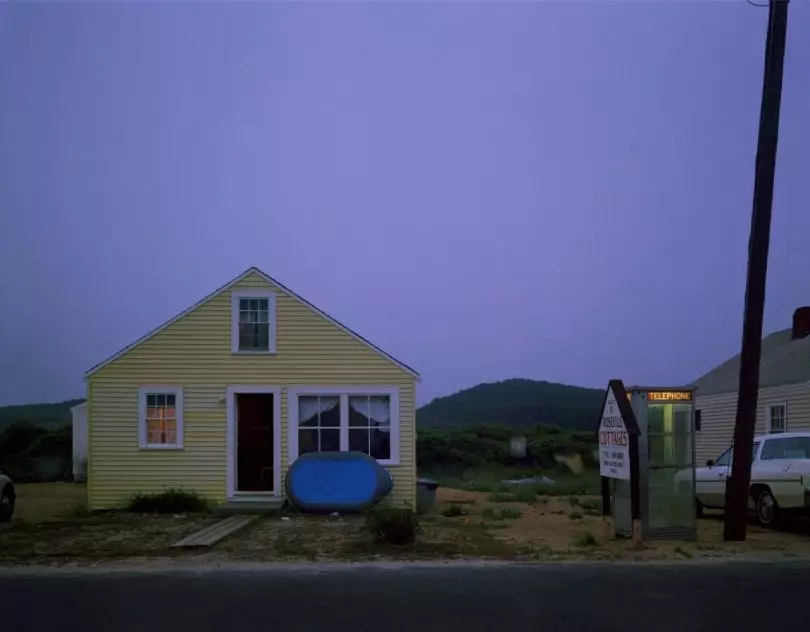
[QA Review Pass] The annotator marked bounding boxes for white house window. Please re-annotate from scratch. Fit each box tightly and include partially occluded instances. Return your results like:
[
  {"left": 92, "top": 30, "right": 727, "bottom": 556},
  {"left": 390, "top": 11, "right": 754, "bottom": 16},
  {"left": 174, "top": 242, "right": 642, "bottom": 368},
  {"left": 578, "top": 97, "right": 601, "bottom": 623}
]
[
  {"left": 231, "top": 291, "right": 276, "bottom": 353},
  {"left": 349, "top": 395, "right": 392, "bottom": 460},
  {"left": 138, "top": 386, "right": 184, "bottom": 449},
  {"left": 767, "top": 404, "right": 787, "bottom": 433},
  {"left": 289, "top": 387, "right": 399, "bottom": 465},
  {"left": 298, "top": 395, "right": 341, "bottom": 454}
]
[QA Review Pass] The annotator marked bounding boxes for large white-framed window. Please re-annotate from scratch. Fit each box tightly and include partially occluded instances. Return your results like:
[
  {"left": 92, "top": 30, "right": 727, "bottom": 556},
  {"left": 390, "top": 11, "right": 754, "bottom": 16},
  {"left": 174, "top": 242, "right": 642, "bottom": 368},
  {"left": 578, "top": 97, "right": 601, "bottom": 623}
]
[
  {"left": 138, "top": 386, "right": 184, "bottom": 449},
  {"left": 288, "top": 386, "right": 400, "bottom": 466},
  {"left": 231, "top": 290, "right": 277, "bottom": 354},
  {"left": 767, "top": 403, "right": 787, "bottom": 434}
]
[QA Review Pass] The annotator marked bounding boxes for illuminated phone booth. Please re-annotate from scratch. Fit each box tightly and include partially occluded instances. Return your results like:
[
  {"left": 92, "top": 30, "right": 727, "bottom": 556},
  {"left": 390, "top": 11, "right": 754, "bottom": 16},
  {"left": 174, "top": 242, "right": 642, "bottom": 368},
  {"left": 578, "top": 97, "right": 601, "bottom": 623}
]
[{"left": 627, "top": 386, "right": 697, "bottom": 541}]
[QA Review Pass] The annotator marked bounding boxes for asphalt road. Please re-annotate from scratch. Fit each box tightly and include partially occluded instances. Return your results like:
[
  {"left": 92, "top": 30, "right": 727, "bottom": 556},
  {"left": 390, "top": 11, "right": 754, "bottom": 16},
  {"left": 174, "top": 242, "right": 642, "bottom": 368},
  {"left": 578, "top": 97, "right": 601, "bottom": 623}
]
[{"left": 1, "top": 561, "right": 805, "bottom": 632}]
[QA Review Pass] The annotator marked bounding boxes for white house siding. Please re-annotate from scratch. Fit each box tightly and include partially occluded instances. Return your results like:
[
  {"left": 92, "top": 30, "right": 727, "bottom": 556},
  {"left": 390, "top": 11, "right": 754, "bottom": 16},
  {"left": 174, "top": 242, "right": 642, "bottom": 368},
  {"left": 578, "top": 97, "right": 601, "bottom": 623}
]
[{"left": 695, "top": 381, "right": 810, "bottom": 465}]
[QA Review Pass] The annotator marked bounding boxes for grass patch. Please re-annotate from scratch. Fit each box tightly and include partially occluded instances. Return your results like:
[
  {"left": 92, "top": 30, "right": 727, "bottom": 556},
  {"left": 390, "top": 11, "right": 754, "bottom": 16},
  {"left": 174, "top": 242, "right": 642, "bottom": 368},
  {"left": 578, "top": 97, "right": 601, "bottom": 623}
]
[
  {"left": 365, "top": 505, "right": 419, "bottom": 545},
  {"left": 69, "top": 501, "right": 92, "bottom": 518},
  {"left": 126, "top": 488, "right": 208, "bottom": 514},
  {"left": 482, "top": 507, "right": 522, "bottom": 521},
  {"left": 571, "top": 530, "right": 598, "bottom": 547},
  {"left": 578, "top": 498, "right": 602, "bottom": 516},
  {"left": 441, "top": 504, "right": 464, "bottom": 517},
  {"left": 489, "top": 486, "right": 538, "bottom": 504},
  {"left": 568, "top": 510, "right": 583, "bottom": 521}
]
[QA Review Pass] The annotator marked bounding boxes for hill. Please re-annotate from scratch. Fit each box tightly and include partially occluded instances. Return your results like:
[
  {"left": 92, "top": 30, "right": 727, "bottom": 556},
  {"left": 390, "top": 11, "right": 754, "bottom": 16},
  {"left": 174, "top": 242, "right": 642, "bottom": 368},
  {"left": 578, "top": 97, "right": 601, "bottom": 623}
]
[
  {"left": 0, "top": 399, "right": 84, "bottom": 432},
  {"left": 416, "top": 379, "right": 604, "bottom": 431}
]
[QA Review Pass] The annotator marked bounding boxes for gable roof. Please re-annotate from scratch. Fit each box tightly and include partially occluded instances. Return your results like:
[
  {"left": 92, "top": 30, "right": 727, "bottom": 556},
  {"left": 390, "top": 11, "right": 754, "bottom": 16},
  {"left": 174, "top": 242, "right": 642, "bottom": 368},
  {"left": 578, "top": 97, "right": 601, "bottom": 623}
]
[
  {"left": 85, "top": 267, "right": 420, "bottom": 379},
  {"left": 691, "top": 328, "right": 810, "bottom": 396}
]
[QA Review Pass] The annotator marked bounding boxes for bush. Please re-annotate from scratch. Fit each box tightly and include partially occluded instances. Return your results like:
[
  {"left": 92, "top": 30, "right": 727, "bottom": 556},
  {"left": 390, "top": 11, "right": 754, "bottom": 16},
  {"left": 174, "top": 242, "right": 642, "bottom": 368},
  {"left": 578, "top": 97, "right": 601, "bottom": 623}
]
[
  {"left": 127, "top": 488, "right": 208, "bottom": 514},
  {"left": 365, "top": 505, "right": 419, "bottom": 545},
  {"left": 482, "top": 507, "right": 522, "bottom": 520},
  {"left": 568, "top": 510, "right": 583, "bottom": 520},
  {"left": 572, "top": 530, "right": 598, "bottom": 547},
  {"left": 441, "top": 504, "right": 464, "bottom": 517},
  {"left": 579, "top": 498, "right": 602, "bottom": 516}
]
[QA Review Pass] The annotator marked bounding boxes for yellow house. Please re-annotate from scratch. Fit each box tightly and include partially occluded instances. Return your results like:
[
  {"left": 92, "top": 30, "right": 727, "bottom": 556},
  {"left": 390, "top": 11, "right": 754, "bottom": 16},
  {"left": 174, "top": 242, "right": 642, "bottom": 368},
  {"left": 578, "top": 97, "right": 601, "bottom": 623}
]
[{"left": 84, "top": 267, "right": 420, "bottom": 510}]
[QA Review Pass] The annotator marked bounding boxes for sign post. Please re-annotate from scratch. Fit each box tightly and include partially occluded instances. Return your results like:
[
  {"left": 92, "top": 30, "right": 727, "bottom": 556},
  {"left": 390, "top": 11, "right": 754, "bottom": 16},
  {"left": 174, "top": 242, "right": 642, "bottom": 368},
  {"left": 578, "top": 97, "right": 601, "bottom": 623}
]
[{"left": 597, "top": 379, "right": 640, "bottom": 537}]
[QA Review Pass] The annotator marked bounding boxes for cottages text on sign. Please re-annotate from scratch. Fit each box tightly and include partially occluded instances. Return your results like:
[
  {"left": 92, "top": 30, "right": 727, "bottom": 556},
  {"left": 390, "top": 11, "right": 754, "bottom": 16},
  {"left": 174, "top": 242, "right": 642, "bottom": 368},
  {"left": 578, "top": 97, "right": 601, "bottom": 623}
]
[{"left": 598, "top": 389, "right": 630, "bottom": 480}]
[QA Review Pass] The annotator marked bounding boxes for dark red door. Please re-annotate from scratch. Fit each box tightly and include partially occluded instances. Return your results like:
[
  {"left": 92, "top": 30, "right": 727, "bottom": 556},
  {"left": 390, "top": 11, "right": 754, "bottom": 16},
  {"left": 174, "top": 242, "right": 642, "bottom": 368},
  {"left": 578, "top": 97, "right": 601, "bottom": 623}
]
[{"left": 236, "top": 394, "right": 274, "bottom": 492}]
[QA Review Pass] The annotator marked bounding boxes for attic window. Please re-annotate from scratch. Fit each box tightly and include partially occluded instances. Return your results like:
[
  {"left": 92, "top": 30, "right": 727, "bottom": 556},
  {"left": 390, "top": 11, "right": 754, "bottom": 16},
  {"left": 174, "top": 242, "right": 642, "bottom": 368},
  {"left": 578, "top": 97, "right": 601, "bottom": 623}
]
[{"left": 231, "top": 291, "right": 277, "bottom": 354}]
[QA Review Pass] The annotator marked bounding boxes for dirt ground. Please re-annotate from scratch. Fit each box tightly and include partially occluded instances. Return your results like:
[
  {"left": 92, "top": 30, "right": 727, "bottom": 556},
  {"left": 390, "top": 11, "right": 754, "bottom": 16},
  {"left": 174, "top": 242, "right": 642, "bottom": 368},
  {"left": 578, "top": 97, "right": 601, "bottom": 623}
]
[
  {"left": 0, "top": 484, "right": 216, "bottom": 565},
  {"left": 3, "top": 483, "right": 810, "bottom": 566},
  {"left": 432, "top": 487, "right": 810, "bottom": 561}
]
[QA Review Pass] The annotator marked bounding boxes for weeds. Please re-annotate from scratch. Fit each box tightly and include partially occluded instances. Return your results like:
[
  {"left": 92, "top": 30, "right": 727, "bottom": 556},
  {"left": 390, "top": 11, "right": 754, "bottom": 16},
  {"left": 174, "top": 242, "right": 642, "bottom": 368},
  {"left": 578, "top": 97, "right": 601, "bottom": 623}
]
[
  {"left": 568, "top": 510, "right": 584, "bottom": 521},
  {"left": 70, "top": 501, "right": 92, "bottom": 518},
  {"left": 489, "top": 486, "right": 537, "bottom": 504},
  {"left": 482, "top": 507, "right": 522, "bottom": 521},
  {"left": 571, "top": 530, "right": 598, "bottom": 547},
  {"left": 127, "top": 488, "right": 208, "bottom": 514},
  {"left": 441, "top": 504, "right": 464, "bottom": 517},
  {"left": 567, "top": 497, "right": 580, "bottom": 507},
  {"left": 578, "top": 498, "right": 602, "bottom": 516},
  {"left": 365, "top": 505, "right": 419, "bottom": 545},
  {"left": 673, "top": 545, "right": 693, "bottom": 559}
]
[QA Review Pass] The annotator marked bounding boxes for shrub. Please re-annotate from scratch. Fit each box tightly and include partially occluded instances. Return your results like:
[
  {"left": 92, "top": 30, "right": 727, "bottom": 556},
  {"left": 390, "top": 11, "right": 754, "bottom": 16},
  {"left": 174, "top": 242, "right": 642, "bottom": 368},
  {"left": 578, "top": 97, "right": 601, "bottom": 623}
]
[
  {"left": 482, "top": 507, "right": 522, "bottom": 520},
  {"left": 127, "top": 488, "right": 208, "bottom": 514},
  {"left": 579, "top": 498, "right": 602, "bottom": 516},
  {"left": 571, "top": 530, "right": 598, "bottom": 547},
  {"left": 568, "top": 510, "right": 583, "bottom": 520},
  {"left": 365, "top": 505, "right": 419, "bottom": 545},
  {"left": 567, "top": 497, "right": 580, "bottom": 507},
  {"left": 441, "top": 504, "right": 464, "bottom": 517}
]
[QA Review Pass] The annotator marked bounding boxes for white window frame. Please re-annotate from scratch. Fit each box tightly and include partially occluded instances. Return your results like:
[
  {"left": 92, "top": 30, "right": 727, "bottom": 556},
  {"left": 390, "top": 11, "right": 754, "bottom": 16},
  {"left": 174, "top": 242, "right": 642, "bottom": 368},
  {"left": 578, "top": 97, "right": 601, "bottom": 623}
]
[
  {"left": 230, "top": 290, "right": 277, "bottom": 354},
  {"left": 767, "top": 402, "right": 787, "bottom": 434},
  {"left": 138, "top": 386, "right": 184, "bottom": 450},
  {"left": 287, "top": 386, "right": 400, "bottom": 466}
]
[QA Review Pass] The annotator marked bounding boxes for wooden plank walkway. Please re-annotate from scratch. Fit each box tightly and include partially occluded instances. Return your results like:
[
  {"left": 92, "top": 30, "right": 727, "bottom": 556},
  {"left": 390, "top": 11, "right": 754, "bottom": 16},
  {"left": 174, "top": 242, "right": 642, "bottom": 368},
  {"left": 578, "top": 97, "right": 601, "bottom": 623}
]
[{"left": 171, "top": 515, "right": 259, "bottom": 549}]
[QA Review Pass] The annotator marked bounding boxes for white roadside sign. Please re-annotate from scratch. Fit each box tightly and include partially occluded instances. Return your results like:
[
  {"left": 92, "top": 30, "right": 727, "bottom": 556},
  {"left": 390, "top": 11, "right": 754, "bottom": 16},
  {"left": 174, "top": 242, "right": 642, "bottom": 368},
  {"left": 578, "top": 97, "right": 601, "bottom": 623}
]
[{"left": 598, "top": 388, "right": 630, "bottom": 480}]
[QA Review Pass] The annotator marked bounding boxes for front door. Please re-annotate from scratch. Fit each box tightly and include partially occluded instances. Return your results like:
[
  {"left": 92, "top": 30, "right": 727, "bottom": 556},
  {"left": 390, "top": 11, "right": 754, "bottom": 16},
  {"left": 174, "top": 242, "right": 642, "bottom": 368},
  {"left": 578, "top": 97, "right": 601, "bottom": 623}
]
[{"left": 236, "top": 393, "right": 275, "bottom": 493}]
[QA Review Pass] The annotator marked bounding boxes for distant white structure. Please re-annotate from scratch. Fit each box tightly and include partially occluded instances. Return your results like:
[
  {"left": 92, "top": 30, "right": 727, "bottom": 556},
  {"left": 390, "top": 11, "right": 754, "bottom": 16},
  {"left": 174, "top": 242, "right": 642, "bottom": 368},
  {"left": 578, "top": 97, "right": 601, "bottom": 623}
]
[
  {"left": 71, "top": 402, "right": 88, "bottom": 482},
  {"left": 509, "top": 436, "right": 528, "bottom": 459}
]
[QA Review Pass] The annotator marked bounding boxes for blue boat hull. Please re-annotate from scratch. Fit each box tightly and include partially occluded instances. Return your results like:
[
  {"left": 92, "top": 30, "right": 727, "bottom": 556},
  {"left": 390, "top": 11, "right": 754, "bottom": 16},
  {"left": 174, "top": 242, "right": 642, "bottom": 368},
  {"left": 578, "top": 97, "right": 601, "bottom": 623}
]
[{"left": 285, "top": 451, "right": 394, "bottom": 513}]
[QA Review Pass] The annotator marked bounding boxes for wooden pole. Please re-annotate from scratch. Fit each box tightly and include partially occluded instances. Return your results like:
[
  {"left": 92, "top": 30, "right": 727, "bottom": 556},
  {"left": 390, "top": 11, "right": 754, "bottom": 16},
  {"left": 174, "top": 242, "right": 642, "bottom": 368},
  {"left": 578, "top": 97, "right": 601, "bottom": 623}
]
[{"left": 723, "top": 0, "right": 790, "bottom": 541}]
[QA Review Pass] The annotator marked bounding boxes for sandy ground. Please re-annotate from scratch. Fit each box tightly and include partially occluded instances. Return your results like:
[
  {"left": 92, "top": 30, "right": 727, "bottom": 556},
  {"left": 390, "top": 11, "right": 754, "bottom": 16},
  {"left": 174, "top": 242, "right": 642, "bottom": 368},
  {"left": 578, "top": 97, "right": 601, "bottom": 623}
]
[{"left": 3, "top": 483, "right": 810, "bottom": 566}]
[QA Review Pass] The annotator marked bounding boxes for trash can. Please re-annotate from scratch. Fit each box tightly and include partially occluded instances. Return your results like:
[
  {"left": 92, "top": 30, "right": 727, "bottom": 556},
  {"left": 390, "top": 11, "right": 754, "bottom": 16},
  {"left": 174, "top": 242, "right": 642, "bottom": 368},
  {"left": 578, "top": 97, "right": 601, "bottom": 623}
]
[{"left": 416, "top": 478, "right": 439, "bottom": 515}]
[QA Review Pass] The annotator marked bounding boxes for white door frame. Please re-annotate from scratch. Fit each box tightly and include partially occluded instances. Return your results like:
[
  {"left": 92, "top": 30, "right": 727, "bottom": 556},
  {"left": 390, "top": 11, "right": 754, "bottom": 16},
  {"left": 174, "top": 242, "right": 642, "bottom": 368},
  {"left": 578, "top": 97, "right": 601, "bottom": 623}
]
[{"left": 226, "top": 385, "right": 282, "bottom": 499}]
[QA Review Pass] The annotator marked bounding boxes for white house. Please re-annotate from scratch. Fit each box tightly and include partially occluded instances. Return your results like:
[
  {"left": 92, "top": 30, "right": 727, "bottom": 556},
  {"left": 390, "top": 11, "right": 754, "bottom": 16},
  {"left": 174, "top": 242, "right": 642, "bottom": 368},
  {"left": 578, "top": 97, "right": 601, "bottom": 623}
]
[{"left": 692, "top": 307, "right": 810, "bottom": 465}]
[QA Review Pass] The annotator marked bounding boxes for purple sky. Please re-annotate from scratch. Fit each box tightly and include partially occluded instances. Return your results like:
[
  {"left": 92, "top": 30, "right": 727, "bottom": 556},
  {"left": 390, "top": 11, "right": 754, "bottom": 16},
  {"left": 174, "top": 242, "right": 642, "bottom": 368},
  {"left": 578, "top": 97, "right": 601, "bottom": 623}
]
[{"left": 1, "top": 2, "right": 809, "bottom": 407}]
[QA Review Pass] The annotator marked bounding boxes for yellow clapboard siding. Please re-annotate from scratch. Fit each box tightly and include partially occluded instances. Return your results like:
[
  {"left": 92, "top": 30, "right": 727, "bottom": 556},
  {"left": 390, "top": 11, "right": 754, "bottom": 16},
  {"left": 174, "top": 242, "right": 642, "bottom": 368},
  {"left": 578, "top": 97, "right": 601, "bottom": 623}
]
[
  {"left": 695, "top": 381, "right": 810, "bottom": 465},
  {"left": 88, "top": 271, "right": 416, "bottom": 510}
]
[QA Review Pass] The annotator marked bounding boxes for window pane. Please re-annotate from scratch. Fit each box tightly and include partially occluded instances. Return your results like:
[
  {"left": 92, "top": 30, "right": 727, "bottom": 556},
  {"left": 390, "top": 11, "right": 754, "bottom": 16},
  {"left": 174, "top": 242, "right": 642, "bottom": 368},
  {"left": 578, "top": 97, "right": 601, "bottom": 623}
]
[
  {"left": 256, "top": 299, "right": 268, "bottom": 311},
  {"left": 320, "top": 429, "right": 340, "bottom": 452},
  {"left": 761, "top": 437, "right": 810, "bottom": 460},
  {"left": 156, "top": 393, "right": 166, "bottom": 407},
  {"left": 369, "top": 396, "right": 390, "bottom": 426},
  {"left": 256, "top": 324, "right": 269, "bottom": 349},
  {"left": 166, "top": 394, "right": 175, "bottom": 407},
  {"left": 349, "top": 428, "right": 370, "bottom": 454},
  {"left": 349, "top": 396, "right": 370, "bottom": 427},
  {"left": 299, "top": 429, "right": 318, "bottom": 454},
  {"left": 298, "top": 397, "right": 320, "bottom": 427},
  {"left": 370, "top": 428, "right": 391, "bottom": 460},
  {"left": 146, "top": 394, "right": 156, "bottom": 407},
  {"left": 240, "top": 299, "right": 250, "bottom": 311},
  {"left": 714, "top": 449, "right": 731, "bottom": 467},
  {"left": 319, "top": 397, "right": 340, "bottom": 427}
]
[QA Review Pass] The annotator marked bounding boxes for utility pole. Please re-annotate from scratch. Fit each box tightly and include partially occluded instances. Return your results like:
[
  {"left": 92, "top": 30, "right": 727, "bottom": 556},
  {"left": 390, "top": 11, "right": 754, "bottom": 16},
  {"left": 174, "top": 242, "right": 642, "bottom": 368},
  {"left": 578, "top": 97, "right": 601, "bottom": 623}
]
[{"left": 723, "top": 0, "right": 790, "bottom": 542}]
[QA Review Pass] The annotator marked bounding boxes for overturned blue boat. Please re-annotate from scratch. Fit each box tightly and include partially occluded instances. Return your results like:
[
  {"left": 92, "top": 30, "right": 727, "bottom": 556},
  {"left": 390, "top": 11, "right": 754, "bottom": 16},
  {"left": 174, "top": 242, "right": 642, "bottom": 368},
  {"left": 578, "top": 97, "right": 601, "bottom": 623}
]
[{"left": 285, "top": 451, "right": 394, "bottom": 514}]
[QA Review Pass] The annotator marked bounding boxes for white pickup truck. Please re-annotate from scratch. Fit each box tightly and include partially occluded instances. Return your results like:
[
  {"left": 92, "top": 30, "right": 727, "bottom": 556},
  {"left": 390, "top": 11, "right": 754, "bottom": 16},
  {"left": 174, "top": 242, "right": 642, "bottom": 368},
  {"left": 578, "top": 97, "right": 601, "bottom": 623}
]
[{"left": 693, "top": 432, "right": 810, "bottom": 527}]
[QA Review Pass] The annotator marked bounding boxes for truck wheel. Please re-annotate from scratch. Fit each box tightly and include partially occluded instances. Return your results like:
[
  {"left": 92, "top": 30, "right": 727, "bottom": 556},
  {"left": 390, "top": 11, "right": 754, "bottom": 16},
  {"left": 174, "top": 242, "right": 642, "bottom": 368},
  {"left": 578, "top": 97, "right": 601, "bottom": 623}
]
[
  {"left": 0, "top": 487, "right": 14, "bottom": 522},
  {"left": 755, "top": 488, "right": 780, "bottom": 528}
]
